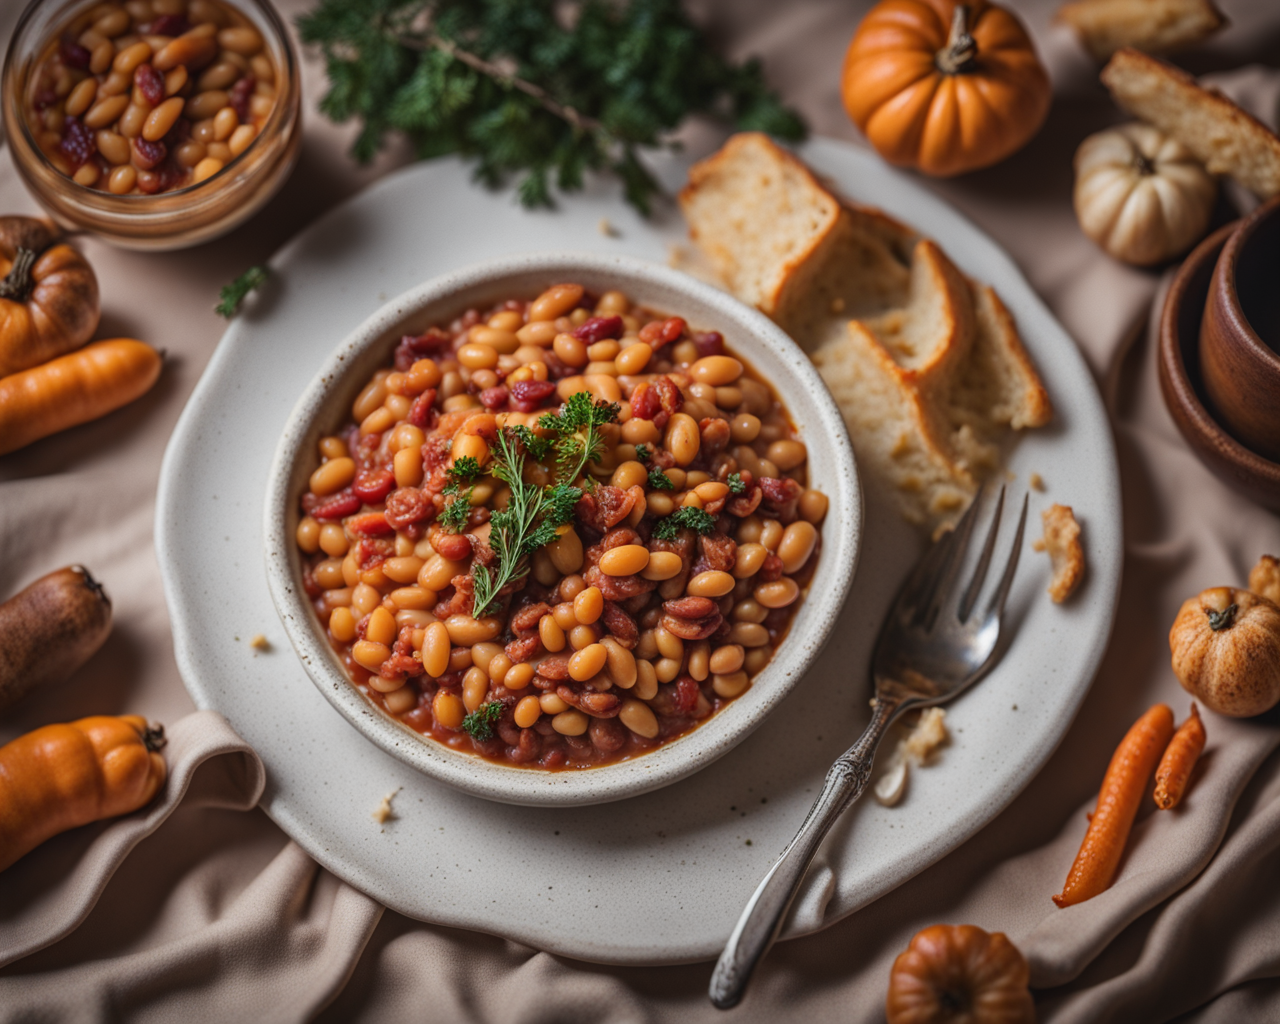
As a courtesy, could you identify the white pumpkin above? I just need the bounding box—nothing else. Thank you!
[1073,122,1216,266]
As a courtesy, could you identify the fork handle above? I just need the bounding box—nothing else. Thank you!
[708,693,903,1010]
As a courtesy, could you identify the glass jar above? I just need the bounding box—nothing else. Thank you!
[2,0,301,250]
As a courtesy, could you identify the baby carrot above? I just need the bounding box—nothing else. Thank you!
[1053,704,1175,908]
[1154,703,1206,810]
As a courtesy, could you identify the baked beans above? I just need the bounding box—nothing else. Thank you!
[24,0,276,194]
[295,284,827,769]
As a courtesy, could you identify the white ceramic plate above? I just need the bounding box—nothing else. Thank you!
[261,252,860,807]
[156,137,1121,965]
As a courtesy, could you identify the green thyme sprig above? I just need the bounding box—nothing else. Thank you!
[296,0,806,214]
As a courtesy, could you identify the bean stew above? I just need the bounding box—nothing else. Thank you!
[294,283,827,769]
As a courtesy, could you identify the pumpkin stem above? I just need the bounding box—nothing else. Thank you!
[0,247,38,303]
[1207,604,1238,632]
[142,722,167,753]
[936,5,978,75]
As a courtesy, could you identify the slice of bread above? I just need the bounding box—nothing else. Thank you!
[679,133,1052,531]
[1101,48,1280,198]
[1057,0,1226,61]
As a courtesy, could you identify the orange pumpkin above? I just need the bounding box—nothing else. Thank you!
[0,216,100,379]
[886,924,1035,1024]
[842,0,1052,177]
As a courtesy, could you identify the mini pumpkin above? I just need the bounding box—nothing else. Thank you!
[0,216,100,379]
[1074,123,1216,266]
[1170,586,1280,717]
[886,924,1035,1024]
[841,0,1052,177]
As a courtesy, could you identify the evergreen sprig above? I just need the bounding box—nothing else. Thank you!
[297,0,806,214]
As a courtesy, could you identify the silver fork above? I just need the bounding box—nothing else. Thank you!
[708,486,1029,1010]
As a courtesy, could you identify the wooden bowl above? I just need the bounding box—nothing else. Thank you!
[1160,222,1280,511]
[1200,195,1280,461]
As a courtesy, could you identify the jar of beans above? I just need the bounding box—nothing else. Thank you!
[295,283,829,770]
[3,0,300,248]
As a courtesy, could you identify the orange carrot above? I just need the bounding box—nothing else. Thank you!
[1154,703,1206,810]
[1053,704,1175,908]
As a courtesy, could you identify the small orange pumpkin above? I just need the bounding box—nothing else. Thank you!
[842,0,1052,177]
[886,924,1035,1024]
[0,216,100,379]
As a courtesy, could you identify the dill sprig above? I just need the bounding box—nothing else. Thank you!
[296,0,806,214]
[215,265,269,318]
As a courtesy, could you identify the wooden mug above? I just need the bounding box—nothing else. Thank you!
[1200,195,1280,462]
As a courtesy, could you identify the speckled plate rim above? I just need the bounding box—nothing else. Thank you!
[262,252,861,807]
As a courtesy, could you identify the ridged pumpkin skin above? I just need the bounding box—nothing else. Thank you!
[887,924,1035,1024]
[0,216,100,378]
[0,715,166,871]
[842,0,1052,177]
[1170,587,1280,717]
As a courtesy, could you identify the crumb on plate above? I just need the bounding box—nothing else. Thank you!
[373,788,401,826]
[1041,504,1085,603]
[249,633,270,651]
[1030,472,1045,491]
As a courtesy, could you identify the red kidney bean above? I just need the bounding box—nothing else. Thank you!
[134,64,165,105]
[572,315,623,342]
[509,379,556,412]
[130,136,167,170]
[229,74,255,121]
[57,117,95,167]
[694,331,725,357]
[147,14,192,36]
[60,37,91,69]
[673,675,700,714]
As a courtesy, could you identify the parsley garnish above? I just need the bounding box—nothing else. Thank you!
[215,265,269,318]
[648,468,674,490]
[538,392,621,485]
[634,444,651,464]
[297,0,805,215]
[444,456,481,493]
[653,506,717,539]
[727,473,745,495]
[438,495,472,532]
[509,424,553,462]
[461,701,504,740]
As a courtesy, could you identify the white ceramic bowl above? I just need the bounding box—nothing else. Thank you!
[263,252,861,806]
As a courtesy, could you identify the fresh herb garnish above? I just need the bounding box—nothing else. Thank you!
[297,0,806,215]
[653,506,717,539]
[438,494,472,532]
[472,429,563,617]
[444,456,481,493]
[461,700,504,740]
[727,472,745,495]
[648,467,674,490]
[538,392,621,485]
[216,265,269,318]
[509,424,554,462]
[634,443,651,464]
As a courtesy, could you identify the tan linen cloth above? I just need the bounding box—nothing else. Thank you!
[2,0,1280,1020]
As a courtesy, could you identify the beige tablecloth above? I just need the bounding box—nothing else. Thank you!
[3,1,1280,1021]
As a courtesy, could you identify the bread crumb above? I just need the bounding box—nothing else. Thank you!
[1041,504,1085,602]
[1029,472,1045,491]
[373,788,401,826]
[1032,538,1047,552]
[874,708,950,806]
[249,634,269,651]
[1249,555,1280,604]
[598,217,619,238]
